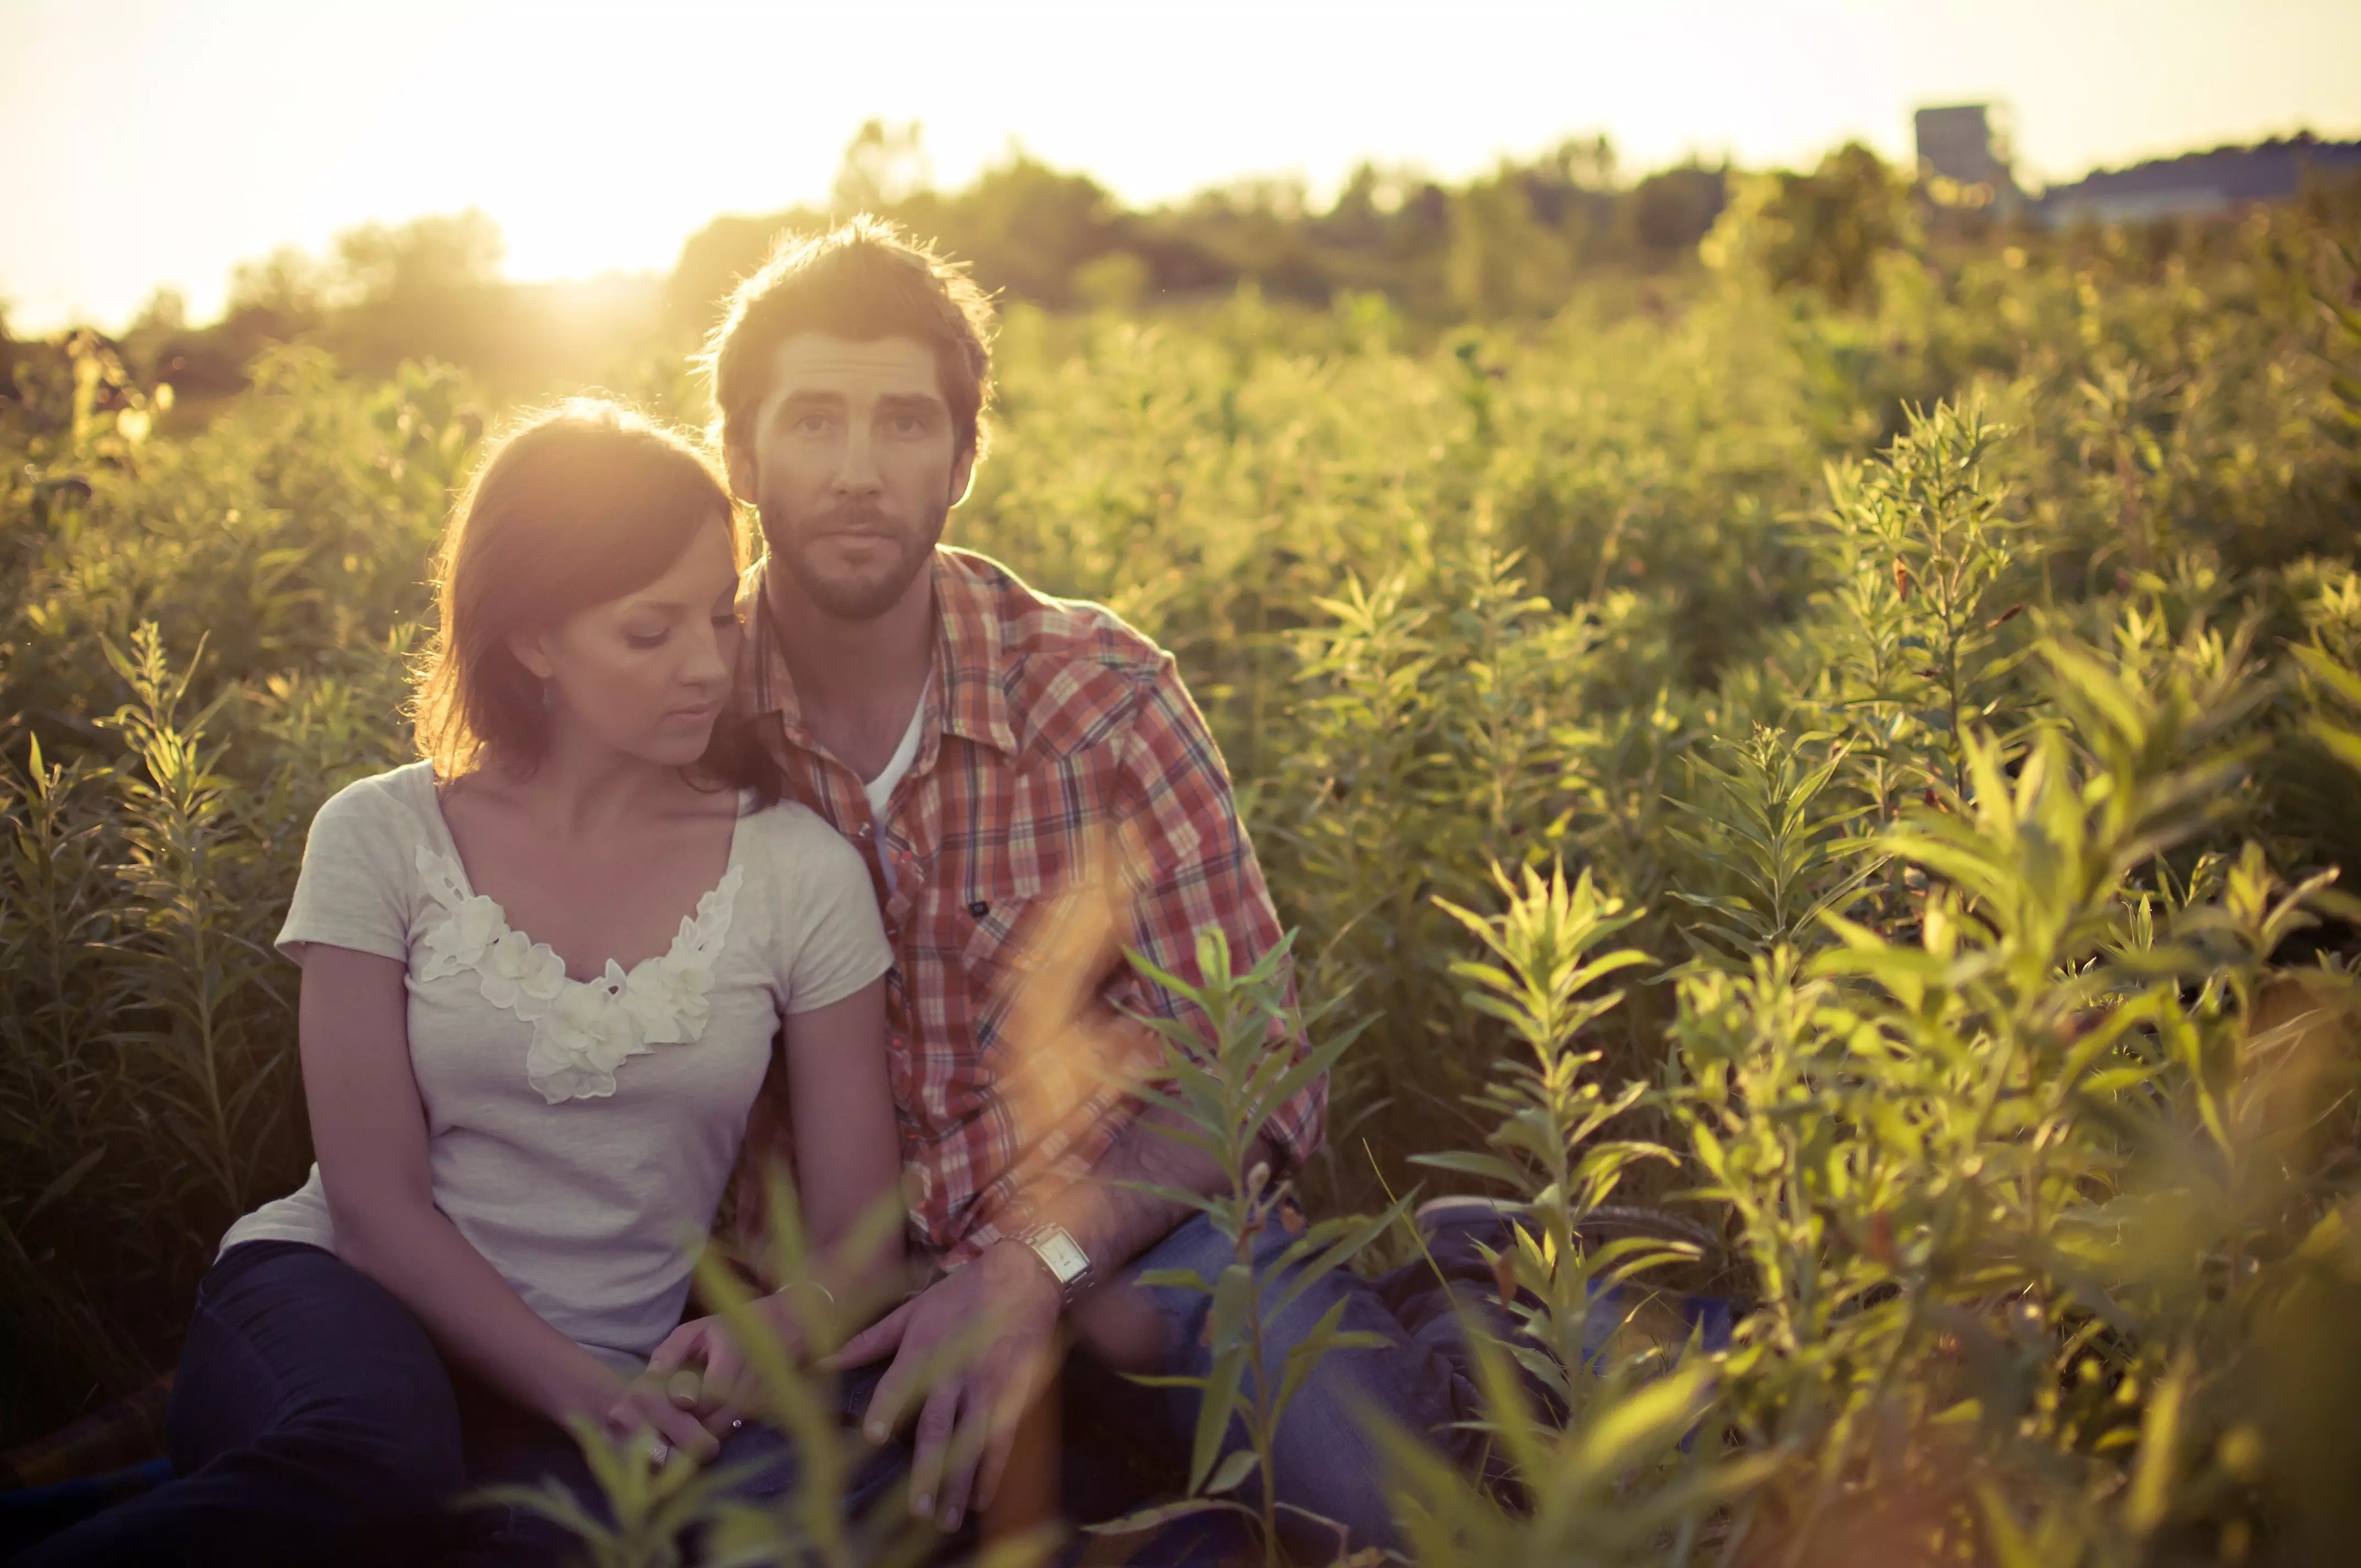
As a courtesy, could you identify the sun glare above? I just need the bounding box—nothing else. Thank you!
[3,0,2359,329]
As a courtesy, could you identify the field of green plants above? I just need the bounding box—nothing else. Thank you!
[8,168,2361,1563]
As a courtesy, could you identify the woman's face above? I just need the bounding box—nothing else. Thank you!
[514,514,743,769]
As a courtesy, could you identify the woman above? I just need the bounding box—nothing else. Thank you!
[24,400,903,1567]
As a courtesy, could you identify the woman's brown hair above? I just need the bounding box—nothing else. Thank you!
[412,398,763,789]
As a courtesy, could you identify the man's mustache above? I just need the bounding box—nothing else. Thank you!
[787,500,899,538]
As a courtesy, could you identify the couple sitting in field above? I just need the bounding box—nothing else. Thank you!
[24,221,1546,1568]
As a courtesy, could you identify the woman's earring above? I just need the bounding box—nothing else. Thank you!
[540,678,556,711]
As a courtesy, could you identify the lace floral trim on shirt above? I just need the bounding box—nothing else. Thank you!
[412,846,743,1104]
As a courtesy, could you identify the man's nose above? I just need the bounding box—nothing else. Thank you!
[833,421,883,497]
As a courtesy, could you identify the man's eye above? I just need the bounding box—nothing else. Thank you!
[798,413,832,434]
[892,415,923,435]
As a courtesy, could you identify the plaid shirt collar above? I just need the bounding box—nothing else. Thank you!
[739,547,1021,763]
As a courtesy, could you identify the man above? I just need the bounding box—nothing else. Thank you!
[705,217,1494,1559]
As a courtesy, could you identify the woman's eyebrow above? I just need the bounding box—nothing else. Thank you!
[618,592,700,615]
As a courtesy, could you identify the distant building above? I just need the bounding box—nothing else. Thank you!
[2033,133,2361,227]
[1914,104,2022,219]
[1916,105,2011,190]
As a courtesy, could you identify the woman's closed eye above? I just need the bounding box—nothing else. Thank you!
[624,626,671,650]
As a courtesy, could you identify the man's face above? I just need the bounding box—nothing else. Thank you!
[730,333,972,622]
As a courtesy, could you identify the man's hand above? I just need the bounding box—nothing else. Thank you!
[831,1241,1063,1533]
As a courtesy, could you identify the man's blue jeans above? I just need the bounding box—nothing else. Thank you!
[1080,1208,1500,1561]
[18,1217,1504,1565]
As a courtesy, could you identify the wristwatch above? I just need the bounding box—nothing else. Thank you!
[1013,1221,1093,1302]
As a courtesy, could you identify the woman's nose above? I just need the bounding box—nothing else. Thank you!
[682,623,732,688]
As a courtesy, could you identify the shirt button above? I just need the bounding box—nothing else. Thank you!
[855,823,874,840]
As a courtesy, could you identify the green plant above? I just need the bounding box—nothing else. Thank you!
[98,625,291,1222]
[1666,727,1881,965]
[1420,867,1685,1384]
[1088,929,1396,1567]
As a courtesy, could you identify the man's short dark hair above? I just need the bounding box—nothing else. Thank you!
[701,215,995,463]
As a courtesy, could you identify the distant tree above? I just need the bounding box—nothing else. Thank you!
[323,210,509,377]
[1705,142,1915,308]
[159,249,333,399]
[129,288,187,336]
[1449,162,1577,318]
[1321,162,1396,252]
[330,209,504,307]
[1153,177,1329,303]
[905,151,1123,307]
[670,211,815,338]
[225,247,327,336]
[122,288,192,384]
[831,119,932,215]
[1629,163,1729,255]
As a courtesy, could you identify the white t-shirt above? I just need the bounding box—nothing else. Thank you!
[862,688,928,898]
[220,761,893,1373]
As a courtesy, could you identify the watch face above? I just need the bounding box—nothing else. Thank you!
[1033,1227,1090,1284]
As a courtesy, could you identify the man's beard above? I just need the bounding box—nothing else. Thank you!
[760,493,942,622]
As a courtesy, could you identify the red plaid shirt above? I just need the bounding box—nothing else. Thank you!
[732,547,1325,1268]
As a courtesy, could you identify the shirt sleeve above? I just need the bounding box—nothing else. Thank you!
[275,778,414,963]
[946,654,1326,1267]
[778,814,895,1015]
[1103,653,1326,1172]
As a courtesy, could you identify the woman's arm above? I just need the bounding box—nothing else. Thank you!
[298,943,716,1457]
[647,977,904,1436]
[780,977,906,1304]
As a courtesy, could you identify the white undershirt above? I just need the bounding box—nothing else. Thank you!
[862,687,929,897]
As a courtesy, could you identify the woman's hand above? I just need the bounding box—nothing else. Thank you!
[644,1289,816,1439]
[602,1373,724,1467]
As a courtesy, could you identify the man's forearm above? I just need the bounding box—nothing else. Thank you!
[1022,1104,1276,1283]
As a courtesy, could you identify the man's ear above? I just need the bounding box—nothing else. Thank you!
[948,442,977,509]
[725,441,758,505]
[507,630,556,680]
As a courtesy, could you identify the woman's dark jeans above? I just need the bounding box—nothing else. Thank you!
[12,1240,844,1567]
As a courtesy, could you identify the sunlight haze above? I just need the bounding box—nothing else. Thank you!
[6,0,2359,332]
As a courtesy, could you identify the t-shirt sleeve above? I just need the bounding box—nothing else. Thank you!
[276,779,415,963]
[777,819,894,1015]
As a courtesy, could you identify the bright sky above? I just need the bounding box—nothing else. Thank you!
[7,0,2359,333]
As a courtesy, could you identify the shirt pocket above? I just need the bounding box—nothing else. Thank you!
[958,883,1129,1117]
